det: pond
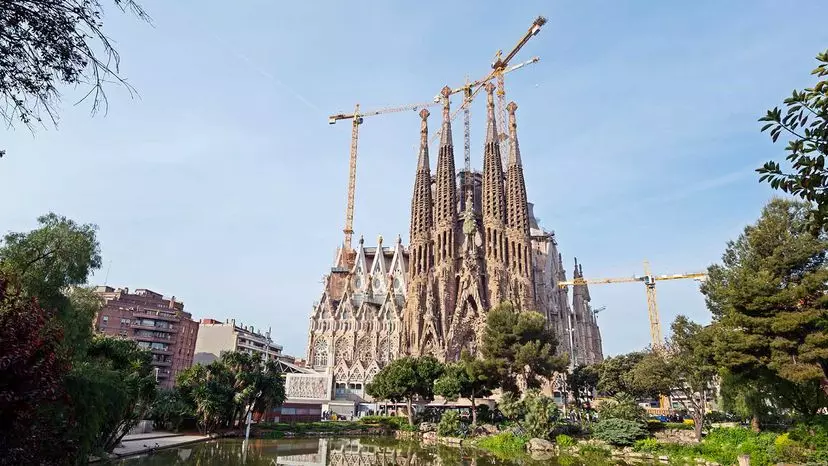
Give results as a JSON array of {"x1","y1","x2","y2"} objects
[{"x1": 112, "y1": 437, "x2": 651, "y2": 465}]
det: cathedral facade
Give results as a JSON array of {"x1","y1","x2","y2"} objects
[{"x1": 306, "y1": 84, "x2": 603, "y2": 397}]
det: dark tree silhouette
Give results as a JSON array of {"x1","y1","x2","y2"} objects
[{"x1": 0, "y1": 0, "x2": 150, "y2": 128}]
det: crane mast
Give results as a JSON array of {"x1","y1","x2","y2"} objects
[
  {"x1": 492, "y1": 16, "x2": 547, "y2": 165},
  {"x1": 329, "y1": 101, "x2": 438, "y2": 251},
  {"x1": 557, "y1": 261, "x2": 707, "y2": 350}
]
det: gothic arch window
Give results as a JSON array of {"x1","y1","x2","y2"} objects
[
  {"x1": 357, "y1": 337, "x2": 373, "y2": 365},
  {"x1": 378, "y1": 338, "x2": 390, "y2": 363},
  {"x1": 313, "y1": 339, "x2": 328, "y2": 367},
  {"x1": 335, "y1": 337, "x2": 351, "y2": 363}
]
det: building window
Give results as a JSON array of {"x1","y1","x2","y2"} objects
[{"x1": 101, "y1": 315, "x2": 109, "y2": 326}]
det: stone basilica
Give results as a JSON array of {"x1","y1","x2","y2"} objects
[{"x1": 306, "y1": 84, "x2": 603, "y2": 399}]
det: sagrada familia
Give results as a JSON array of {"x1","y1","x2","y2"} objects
[{"x1": 305, "y1": 84, "x2": 603, "y2": 395}]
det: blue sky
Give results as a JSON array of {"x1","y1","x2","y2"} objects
[{"x1": 1, "y1": 1, "x2": 826, "y2": 357}]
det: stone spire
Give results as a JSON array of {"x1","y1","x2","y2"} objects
[
  {"x1": 505, "y1": 102, "x2": 530, "y2": 236},
  {"x1": 409, "y1": 109, "x2": 434, "y2": 278},
  {"x1": 482, "y1": 83, "x2": 507, "y2": 306},
  {"x1": 504, "y1": 101, "x2": 534, "y2": 308},
  {"x1": 434, "y1": 86, "x2": 459, "y2": 267}
]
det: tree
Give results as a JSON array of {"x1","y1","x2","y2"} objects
[
  {"x1": 631, "y1": 316, "x2": 718, "y2": 441},
  {"x1": 595, "y1": 352, "x2": 651, "y2": 398},
  {"x1": 0, "y1": 0, "x2": 151, "y2": 127},
  {"x1": 177, "y1": 361, "x2": 235, "y2": 433},
  {"x1": 0, "y1": 213, "x2": 102, "y2": 358},
  {"x1": 65, "y1": 336, "x2": 157, "y2": 454},
  {"x1": 757, "y1": 50, "x2": 828, "y2": 234},
  {"x1": 702, "y1": 199, "x2": 828, "y2": 398},
  {"x1": 482, "y1": 302, "x2": 568, "y2": 392},
  {"x1": 568, "y1": 364, "x2": 600, "y2": 409},
  {"x1": 366, "y1": 356, "x2": 444, "y2": 425},
  {"x1": 149, "y1": 389, "x2": 192, "y2": 432},
  {"x1": 434, "y1": 350, "x2": 500, "y2": 425},
  {"x1": 596, "y1": 393, "x2": 646, "y2": 423},
  {"x1": 0, "y1": 275, "x2": 73, "y2": 465}
]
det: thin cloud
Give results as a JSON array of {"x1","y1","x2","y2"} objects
[{"x1": 209, "y1": 34, "x2": 321, "y2": 114}]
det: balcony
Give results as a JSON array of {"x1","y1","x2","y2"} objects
[
  {"x1": 131, "y1": 322, "x2": 176, "y2": 333},
  {"x1": 134, "y1": 333, "x2": 175, "y2": 344},
  {"x1": 151, "y1": 360, "x2": 172, "y2": 367},
  {"x1": 132, "y1": 310, "x2": 179, "y2": 322},
  {"x1": 148, "y1": 347, "x2": 173, "y2": 355}
]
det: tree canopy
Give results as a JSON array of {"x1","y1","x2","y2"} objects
[
  {"x1": 758, "y1": 50, "x2": 828, "y2": 233},
  {"x1": 0, "y1": 0, "x2": 150, "y2": 127},
  {"x1": 595, "y1": 352, "x2": 650, "y2": 398},
  {"x1": 631, "y1": 316, "x2": 718, "y2": 441},
  {"x1": 434, "y1": 350, "x2": 500, "y2": 425},
  {"x1": 482, "y1": 302, "x2": 567, "y2": 392},
  {"x1": 366, "y1": 356, "x2": 443, "y2": 425},
  {"x1": 702, "y1": 199, "x2": 828, "y2": 397}
]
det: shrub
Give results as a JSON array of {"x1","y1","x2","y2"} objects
[
  {"x1": 522, "y1": 390, "x2": 559, "y2": 438},
  {"x1": 632, "y1": 437, "x2": 659, "y2": 452},
  {"x1": 476, "y1": 404, "x2": 492, "y2": 424},
  {"x1": 592, "y1": 418, "x2": 648, "y2": 446},
  {"x1": 438, "y1": 410, "x2": 463, "y2": 437},
  {"x1": 497, "y1": 392, "x2": 525, "y2": 421},
  {"x1": 359, "y1": 415, "x2": 411, "y2": 431},
  {"x1": 597, "y1": 393, "x2": 646, "y2": 422},
  {"x1": 475, "y1": 432, "x2": 528, "y2": 455},
  {"x1": 556, "y1": 434, "x2": 575, "y2": 447}
]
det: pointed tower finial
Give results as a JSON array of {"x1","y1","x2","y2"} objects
[
  {"x1": 396, "y1": 234, "x2": 402, "y2": 245},
  {"x1": 377, "y1": 234, "x2": 383, "y2": 245},
  {"x1": 485, "y1": 83, "x2": 497, "y2": 143},
  {"x1": 418, "y1": 109, "x2": 430, "y2": 170},
  {"x1": 359, "y1": 235, "x2": 364, "y2": 246},
  {"x1": 507, "y1": 101, "x2": 521, "y2": 167},
  {"x1": 440, "y1": 85, "x2": 452, "y2": 146},
  {"x1": 579, "y1": 263, "x2": 584, "y2": 277}
]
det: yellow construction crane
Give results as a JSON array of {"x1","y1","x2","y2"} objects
[
  {"x1": 493, "y1": 16, "x2": 547, "y2": 164},
  {"x1": 328, "y1": 101, "x2": 438, "y2": 251},
  {"x1": 431, "y1": 15, "x2": 547, "y2": 169},
  {"x1": 432, "y1": 57, "x2": 540, "y2": 199},
  {"x1": 558, "y1": 261, "x2": 707, "y2": 349}
]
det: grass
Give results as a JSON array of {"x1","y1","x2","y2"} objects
[
  {"x1": 631, "y1": 427, "x2": 817, "y2": 466},
  {"x1": 474, "y1": 432, "x2": 528, "y2": 458}
]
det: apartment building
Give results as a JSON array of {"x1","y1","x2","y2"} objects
[
  {"x1": 194, "y1": 318, "x2": 289, "y2": 365},
  {"x1": 93, "y1": 286, "x2": 199, "y2": 388}
]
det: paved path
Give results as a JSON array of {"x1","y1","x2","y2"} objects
[{"x1": 94, "y1": 433, "x2": 214, "y2": 462}]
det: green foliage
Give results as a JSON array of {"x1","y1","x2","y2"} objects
[
  {"x1": 555, "y1": 434, "x2": 575, "y2": 447},
  {"x1": 73, "y1": 337, "x2": 157, "y2": 453},
  {"x1": 437, "y1": 410, "x2": 464, "y2": 437},
  {"x1": 0, "y1": 213, "x2": 102, "y2": 357},
  {"x1": 521, "y1": 390, "x2": 559, "y2": 439},
  {"x1": 0, "y1": 214, "x2": 161, "y2": 463},
  {"x1": 703, "y1": 199, "x2": 828, "y2": 414},
  {"x1": 474, "y1": 432, "x2": 528, "y2": 455},
  {"x1": 568, "y1": 364, "x2": 599, "y2": 407},
  {"x1": 359, "y1": 415, "x2": 412, "y2": 431},
  {"x1": 496, "y1": 391, "x2": 525, "y2": 421},
  {"x1": 591, "y1": 418, "x2": 648, "y2": 446},
  {"x1": 758, "y1": 50, "x2": 828, "y2": 233},
  {"x1": 632, "y1": 437, "x2": 659, "y2": 452},
  {"x1": 433, "y1": 350, "x2": 500, "y2": 425},
  {"x1": 150, "y1": 389, "x2": 191, "y2": 431},
  {"x1": 631, "y1": 427, "x2": 818, "y2": 466},
  {"x1": 594, "y1": 352, "x2": 651, "y2": 398},
  {"x1": 482, "y1": 303, "x2": 567, "y2": 392},
  {"x1": 366, "y1": 356, "x2": 444, "y2": 425},
  {"x1": 176, "y1": 351, "x2": 286, "y2": 433},
  {"x1": 630, "y1": 316, "x2": 718, "y2": 440},
  {"x1": 597, "y1": 393, "x2": 646, "y2": 423}
]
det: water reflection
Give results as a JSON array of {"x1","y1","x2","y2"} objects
[{"x1": 115, "y1": 437, "x2": 630, "y2": 465}]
